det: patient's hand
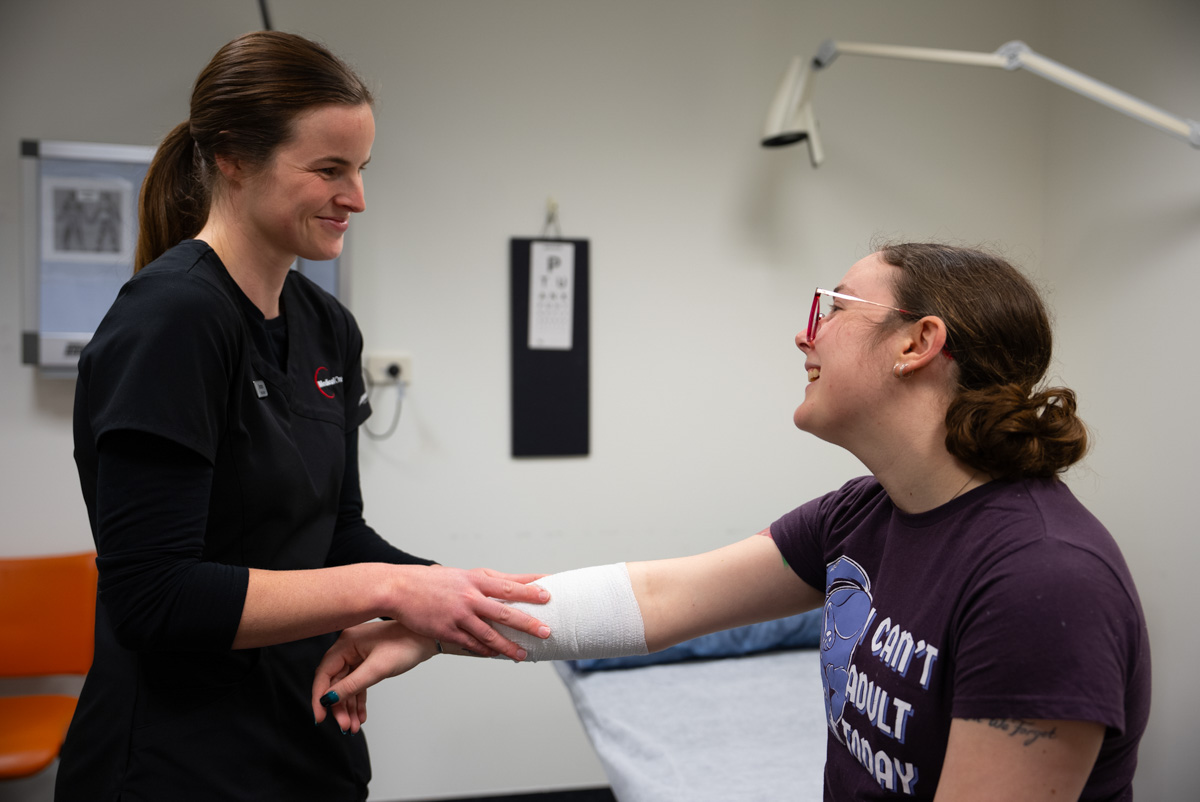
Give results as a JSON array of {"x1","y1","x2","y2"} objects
[{"x1": 311, "y1": 620, "x2": 436, "y2": 734}]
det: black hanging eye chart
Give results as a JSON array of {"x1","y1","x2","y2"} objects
[{"x1": 510, "y1": 236, "x2": 590, "y2": 457}]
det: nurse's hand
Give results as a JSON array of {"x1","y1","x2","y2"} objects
[
  {"x1": 312, "y1": 620, "x2": 432, "y2": 734},
  {"x1": 385, "y1": 565, "x2": 551, "y2": 661}
]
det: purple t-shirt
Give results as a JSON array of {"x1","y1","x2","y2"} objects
[{"x1": 771, "y1": 476, "x2": 1150, "y2": 801}]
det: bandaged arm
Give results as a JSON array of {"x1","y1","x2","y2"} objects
[
  {"x1": 313, "y1": 536, "x2": 821, "y2": 732},
  {"x1": 488, "y1": 563, "x2": 648, "y2": 661},
  {"x1": 457, "y1": 536, "x2": 819, "y2": 661}
]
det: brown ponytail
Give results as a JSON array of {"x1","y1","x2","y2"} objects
[
  {"x1": 134, "y1": 31, "x2": 373, "y2": 272},
  {"x1": 877, "y1": 242, "x2": 1089, "y2": 479},
  {"x1": 135, "y1": 122, "x2": 207, "y2": 271},
  {"x1": 943, "y1": 385, "x2": 1089, "y2": 479}
]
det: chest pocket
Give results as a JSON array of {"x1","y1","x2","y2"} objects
[
  {"x1": 289, "y1": 363, "x2": 351, "y2": 428},
  {"x1": 256, "y1": 346, "x2": 349, "y2": 499}
]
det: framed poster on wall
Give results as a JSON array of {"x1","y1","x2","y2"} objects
[{"x1": 20, "y1": 139, "x2": 154, "y2": 374}]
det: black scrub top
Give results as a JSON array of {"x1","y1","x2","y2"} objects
[{"x1": 61, "y1": 240, "x2": 403, "y2": 801}]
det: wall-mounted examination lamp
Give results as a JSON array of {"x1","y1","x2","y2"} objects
[{"x1": 762, "y1": 39, "x2": 1200, "y2": 167}]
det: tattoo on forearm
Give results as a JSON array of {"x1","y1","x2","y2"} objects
[{"x1": 965, "y1": 718, "x2": 1059, "y2": 747}]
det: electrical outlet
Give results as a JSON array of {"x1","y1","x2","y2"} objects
[{"x1": 365, "y1": 351, "x2": 413, "y2": 386}]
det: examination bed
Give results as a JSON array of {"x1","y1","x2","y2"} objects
[{"x1": 555, "y1": 612, "x2": 827, "y2": 801}]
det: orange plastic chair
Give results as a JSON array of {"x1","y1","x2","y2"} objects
[{"x1": 0, "y1": 551, "x2": 98, "y2": 780}]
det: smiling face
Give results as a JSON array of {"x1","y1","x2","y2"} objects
[
  {"x1": 794, "y1": 252, "x2": 907, "y2": 446},
  {"x1": 235, "y1": 102, "x2": 375, "y2": 267}
]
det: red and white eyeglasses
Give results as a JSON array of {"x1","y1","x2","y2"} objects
[
  {"x1": 806, "y1": 287, "x2": 955, "y2": 359},
  {"x1": 806, "y1": 288, "x2": 914, "y2": 343}
]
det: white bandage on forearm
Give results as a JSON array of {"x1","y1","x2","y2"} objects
[{"x1": 494, "y1": 563, "x2": 648, "y2": 662}]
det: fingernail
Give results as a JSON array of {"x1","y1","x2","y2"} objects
[
  {"x1": 320, "y1": 691, "x2": 339, "y2": 708},
  {"x1": 341, "y1": 728, "x2": 349, "y2": 736},
  {"x1": 516, "y1": 648, "x2": 528, "y2": 661},
  {"x1": 537, "y1": 626, "x2": 551, "y2": 639},
  {"x1": 539, "y1": 589, "x2": 550, "y2": 602}
]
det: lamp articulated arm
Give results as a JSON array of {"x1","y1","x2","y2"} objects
[{"x1": 764, "y1": 38, "x2": 1200, "y2": 168}]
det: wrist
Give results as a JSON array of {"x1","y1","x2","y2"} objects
[{"x1": 369, "y1": 562, "x2": 411, "y2": 620}]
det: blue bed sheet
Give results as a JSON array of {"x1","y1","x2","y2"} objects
[{"x1": 571, "y1": 609, "x2": 822, "y2": 671}]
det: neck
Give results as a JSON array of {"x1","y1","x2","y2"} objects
[
  {"x1": 865, "y1": 433, "x2": 988, "y2": 513},
  {"x1": 848, "y1": 400, "x2": 987, "y2": 514},
  {"x1": 195, "y1": 214, "x2": 290, "y2": 320},
  {"x1": 878, "y1": 459, "x2": 984, "y2": 514}
]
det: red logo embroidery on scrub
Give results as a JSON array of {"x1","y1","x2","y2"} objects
[{"x1": 314, "y1": 366, "x2": 343, "y2": 399}]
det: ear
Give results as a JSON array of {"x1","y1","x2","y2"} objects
[
  {"x1": 897, "y1": 316, "x2": 950, "y2": 373},
  {"x1": 212, "y1": 152, "x2": 245, "y2": 183}
]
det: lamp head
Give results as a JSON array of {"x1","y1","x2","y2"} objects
[
  {"x1": 761, "y1": 130, "x2": 810, "y2": 148},
  {"x1": 761, "y1": 56, "x2": 825, "y2": 167}
]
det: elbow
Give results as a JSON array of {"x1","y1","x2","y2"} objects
[
  {"x1": 96, "y1": 557, "x2": 180, "y2": 651},
  {"x1": 100, "y1": 587, "x2": 174, "y2": 651},
  {"x1": 96, "y1": 557, "x2": 235, "y2": 652}
]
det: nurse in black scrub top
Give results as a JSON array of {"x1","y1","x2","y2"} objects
[{"x1": 60, "y1": 31, "x2": 549, "y2": 802}]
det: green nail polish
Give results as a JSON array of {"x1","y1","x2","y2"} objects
[{"x1": 320, "y1": 690, "x2": 339, "y2": 707}]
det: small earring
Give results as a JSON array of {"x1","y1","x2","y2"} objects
[{"x1": 893, "y1": 363, "x2": 911, "y2": 379}]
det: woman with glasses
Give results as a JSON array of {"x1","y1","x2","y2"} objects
[{"x1": 315, "y1": 242, "x2": 1149, "y2": 801}]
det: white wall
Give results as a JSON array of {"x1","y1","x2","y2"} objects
[
  {"x1": 0, "y1": 1, "x2": 1192, "y2": 800},
  {"x1": 1040, "y1": 2, "x2": 1200, "y2": 799}
]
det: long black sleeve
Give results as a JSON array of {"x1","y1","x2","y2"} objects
[
  {"x1": 93, "y1": 427, "x2": 430, "y2": 653},
  {"x1": 93, "y1": 430, "x2": 249, "y2": 652}
]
